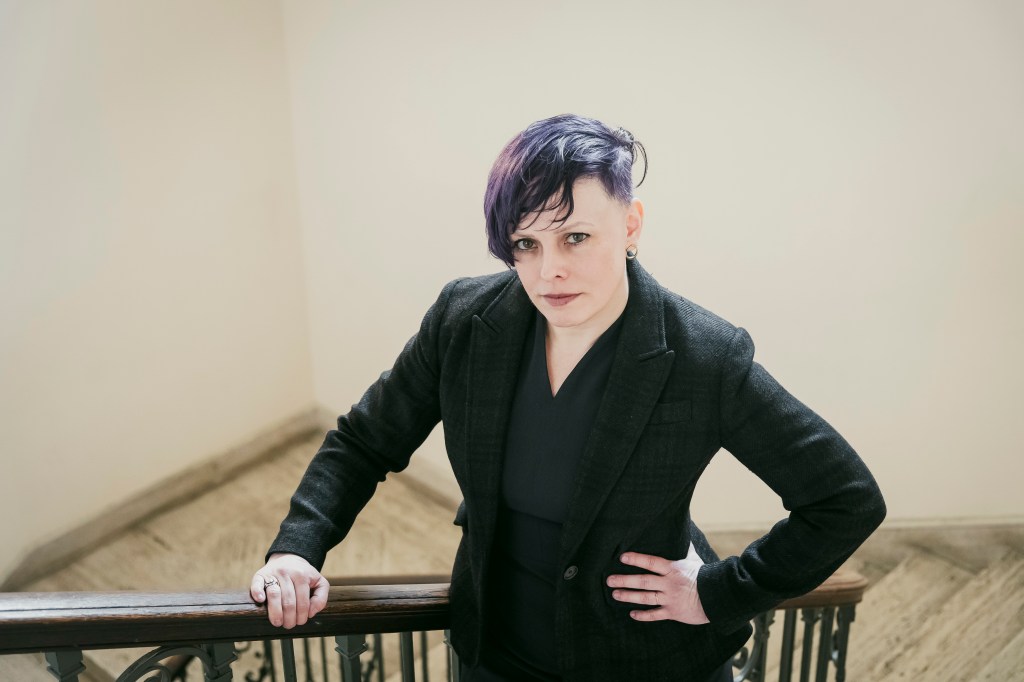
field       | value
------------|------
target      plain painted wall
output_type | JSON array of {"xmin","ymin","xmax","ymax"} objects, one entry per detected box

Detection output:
[
  {"xmin": 3, "ymin": 1, "xmax": 1021, "ymax": 589},
  {"xmin": 0, "ymin": 1, "xmax": 313, "ymax": 582},
  {"xmin": 280, "ymin": 0, "xmax": 1024, "ymax": 527}
]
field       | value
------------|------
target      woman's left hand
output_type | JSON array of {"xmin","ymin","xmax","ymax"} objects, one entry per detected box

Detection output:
[{"xmin": 606, "ymin": 542, "xmax": 710, "ymax": 624}]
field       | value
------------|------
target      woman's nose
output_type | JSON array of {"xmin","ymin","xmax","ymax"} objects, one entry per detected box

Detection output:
[{"xmin": 539, "ymin": 248, "xmax": 568, "ymax": 280}]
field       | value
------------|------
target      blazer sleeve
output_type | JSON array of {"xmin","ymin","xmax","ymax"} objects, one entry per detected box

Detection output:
[
  {"xmin": 696, "ymin": 327, "xmax": 886, "ymax": 634},
  {"xmin": 265, "ymin": 278, "xmax": 462, "ymax": 571}
]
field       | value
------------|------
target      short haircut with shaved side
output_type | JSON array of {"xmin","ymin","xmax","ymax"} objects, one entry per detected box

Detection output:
[{"xmin": 483, "ymin": 113, "xmax": 647, "ymax": 267}]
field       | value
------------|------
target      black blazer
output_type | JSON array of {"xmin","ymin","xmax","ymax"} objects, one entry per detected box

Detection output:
[{"xmin": 268, "ymin": 259, "xmax": 886, "ymax": 681}]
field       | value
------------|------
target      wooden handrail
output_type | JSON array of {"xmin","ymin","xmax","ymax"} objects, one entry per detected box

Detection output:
[
  {"xmin": 326, "ymin": 573, "xmax": 451, "ymax": 586},
  {"xmin": 0, "ymin": 569, "xmax": 867, "ymax": 656},
  {"xmin": 0, "ymin": 583, "xmax": 449, "ymax": 656},
  {"xmin": 328, "ymin": 569, "xmax": 870, "ymax": 609},
  {"xmin": 776, "ymin": 569, "xmax": 869, "ymax": 609}
]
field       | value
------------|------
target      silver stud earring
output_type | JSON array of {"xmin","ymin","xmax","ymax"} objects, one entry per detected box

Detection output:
[{"xmin": 625, "ymin": 245, "xmax": 638, "ymax": 260}]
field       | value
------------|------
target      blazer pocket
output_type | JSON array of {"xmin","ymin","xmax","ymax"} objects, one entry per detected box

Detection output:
[{"xmin": 648, "ymin": 400, "xmax": 692, "ymax": 425}]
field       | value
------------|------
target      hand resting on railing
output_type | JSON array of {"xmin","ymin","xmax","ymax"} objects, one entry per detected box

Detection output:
[{"xmin": 250, "ymin": 552, "xmax": 330, "ymax": 629}]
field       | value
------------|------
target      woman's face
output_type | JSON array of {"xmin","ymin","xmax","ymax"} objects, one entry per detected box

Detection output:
[{"xmin": 511, "ymin": 176, "xmax": 644, "ymax": 336}]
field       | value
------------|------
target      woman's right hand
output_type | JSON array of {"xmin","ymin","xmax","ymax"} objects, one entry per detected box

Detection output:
[{"xmin": 250, "ymin": 552, "xmax": 330, "ymax": 629}]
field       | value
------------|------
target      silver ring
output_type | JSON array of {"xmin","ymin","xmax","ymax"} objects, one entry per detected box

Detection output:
[{"xmin": 263, "ymin": 576, "xmax": 279, "ymax": 589}]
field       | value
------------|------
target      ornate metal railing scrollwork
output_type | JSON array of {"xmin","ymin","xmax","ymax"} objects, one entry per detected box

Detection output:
[
  {"xmin": 242, "ymin": 640, "xmax": 274, "ymax": 682},
  {"xmin": 731, "ymin": 610, "xmax": 774, "ymax": 682},
  {"xmin": 115, "ymin": 643, "xmax": 236, "ymax": 682}
]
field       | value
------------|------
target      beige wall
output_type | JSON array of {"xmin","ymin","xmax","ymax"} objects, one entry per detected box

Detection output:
[
  {"xmin": 0, "ymin": 1, "xmax": 313, "ymax": 581},
  {"xmin": 280, "ymin": 0, "xmax": 1024, "ymax": 527},
  {"xmin": 2, "ymin": 1, "xmax": 1021, "ymax": 586}
]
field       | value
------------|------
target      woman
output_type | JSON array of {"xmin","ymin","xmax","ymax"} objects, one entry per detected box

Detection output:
[{"xmin": 249, "ymin": 114, "xmax": 886, "ymax": 681}]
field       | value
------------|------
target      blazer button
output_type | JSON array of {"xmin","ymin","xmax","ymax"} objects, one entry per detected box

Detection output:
[{"xmin": 563, "ymin": 565, "xmax": 579, "ymax": 580}]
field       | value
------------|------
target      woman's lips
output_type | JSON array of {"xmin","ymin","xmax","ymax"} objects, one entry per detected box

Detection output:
[{"xmin": 542, "ymin": 293, "xmax": 580, "ymax": 307}]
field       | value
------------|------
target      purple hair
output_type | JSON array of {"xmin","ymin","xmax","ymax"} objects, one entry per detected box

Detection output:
[{"xmin": 483, "ymin": 113, "xmax": 648, "ymax": 267}]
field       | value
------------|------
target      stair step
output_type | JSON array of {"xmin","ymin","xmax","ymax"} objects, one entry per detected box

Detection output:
[
  {"xmin": 843, "ymin": 550, "xmax": 975, "ymax": 680},
  {"xmin": 971, "ymin": 626, "xmax": 1024, "ymax": 681},
  {"xmin": 756, "ymin": 552, "xmax": 972, "ymax": 680},
  {"xmin": 875, "ymin": 553, "xmax": 1024, "ymax": 682}
]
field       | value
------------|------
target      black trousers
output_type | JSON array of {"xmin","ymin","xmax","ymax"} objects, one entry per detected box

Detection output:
[{"xmin": 461, "ymin": 660, "xmax": 733, "ymax": 682}]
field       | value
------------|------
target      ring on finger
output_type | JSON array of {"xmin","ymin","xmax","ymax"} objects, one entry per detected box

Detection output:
[{"xmin": 263, "ymin": 576, "xmax": 280, "ymax": 589}]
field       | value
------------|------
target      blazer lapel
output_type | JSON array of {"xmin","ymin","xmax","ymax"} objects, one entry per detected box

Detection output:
[
  {"xmin": 464, "ymin": 273, "xmax": 533, "ymax": 571},
  {"xmin": 559, "ymin": 259, "xmax": 675, "ymax": 564}
]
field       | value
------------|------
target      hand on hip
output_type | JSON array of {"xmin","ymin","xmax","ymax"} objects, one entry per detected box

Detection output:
[{"xmin": 606, "ymin": 542, "xmax": 710, "ymax": 624}]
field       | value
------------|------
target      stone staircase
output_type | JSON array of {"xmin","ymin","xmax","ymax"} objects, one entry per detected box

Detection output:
[
  {"xmin": 1, "ymin": 432, "xmax": 1021, "ymax": 681},
  {"xmin": 858, "ymin": 552, "xmax": 1024, "ymax": 681},
  {"xmin": 679, "ymin": 523, "xmax": 1024, "ymax": 682}
]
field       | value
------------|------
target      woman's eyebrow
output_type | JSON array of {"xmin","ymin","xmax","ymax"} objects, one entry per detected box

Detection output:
[{"xmin": 511, "ymin": 220, "xmax": 593, "ymax": 238}]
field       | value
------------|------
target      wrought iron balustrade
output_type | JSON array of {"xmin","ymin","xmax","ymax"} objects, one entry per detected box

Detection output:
[{"xmin": 0, "ymin": 570, "xmax": 868, "ymax": 682}]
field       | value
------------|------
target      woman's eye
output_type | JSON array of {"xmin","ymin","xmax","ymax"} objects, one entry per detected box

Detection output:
[
  {"xmin": 566, "ymin": 233, "xmax": 589, "ymax": 245},
  {"xmin": 512, "ymin": 238, "xmax": 536, "ymax": 251}
]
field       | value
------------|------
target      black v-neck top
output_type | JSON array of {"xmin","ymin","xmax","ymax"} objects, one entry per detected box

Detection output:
[{"xmin": 482, "ymin": 309, "xmax": 624, "ymax": 680}]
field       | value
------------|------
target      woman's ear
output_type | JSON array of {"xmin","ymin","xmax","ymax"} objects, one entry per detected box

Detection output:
[{"xmin": 626, "ymin": 197, "xmax": 644, "ymax": 245}]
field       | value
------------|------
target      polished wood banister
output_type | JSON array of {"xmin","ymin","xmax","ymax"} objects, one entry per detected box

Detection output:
[
  {"xmin": 0, "ymin": 583, "xmax": 449, "ymax": 655},
  {"xmin": 329, "ymin": 569, "xmax": 870, "ymax": 609},
  {"xmin": 776, "ymin": 569, "xmax": 869, "ymax": 609},
  {"xmin": 0, "ymin": 569, "xmax": 868, "ymax": 657},
  {"xmin": 326, "ymin": 573, "xmax": 451, "ymax": 586}
]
